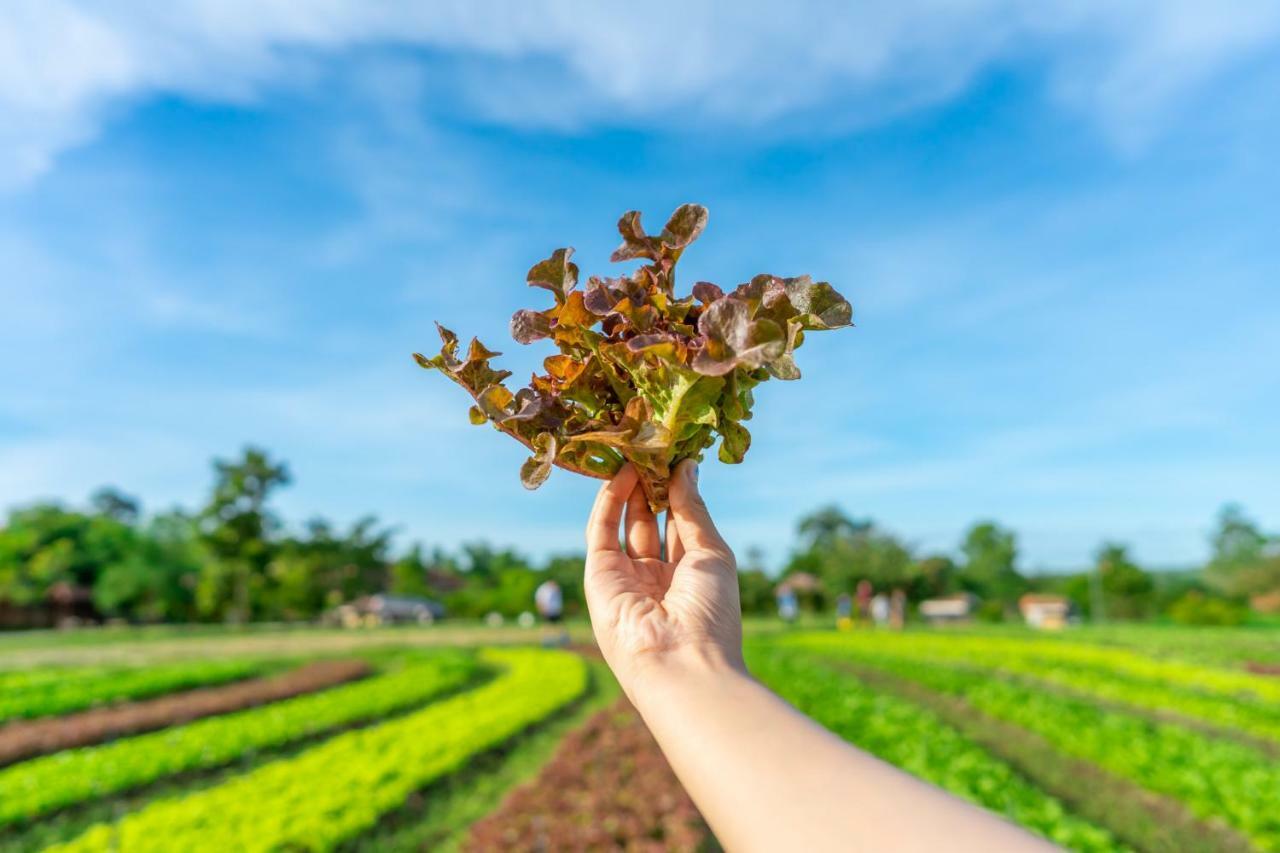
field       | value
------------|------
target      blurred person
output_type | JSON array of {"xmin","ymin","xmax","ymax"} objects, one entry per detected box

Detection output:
[
  {"xmin": 890, "ymin": 588, "xmax": 907, "ymax": 630},
  {"xmin": 835, "ymin": 592, "xmax": 853, "ymax": 631},
  {"xmin": 534, "ymin": 578, "xmax": 567, "ymax": 647},
  {"xmin": 583, "ymin": 462, "xmax": 1052, "ymax": 852},
  {"xmin": 871, "ymin": 592, "xmax": 890, "ymax": 627},
  {"xmin": 776, "ymin": 587, "xmax": 799, "ymax": 624},
  {"xmin": 534, "ymin": 578, "xmax": 564, "ymax": 623},
  {"xmin": 855, "ymin": 579, "xmax": 873, "ymax": 625}
]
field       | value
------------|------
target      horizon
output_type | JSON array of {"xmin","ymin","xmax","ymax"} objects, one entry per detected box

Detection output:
[{"xmin": 3, "ymin": 3, "xmax": 1279, "ymax": 572}]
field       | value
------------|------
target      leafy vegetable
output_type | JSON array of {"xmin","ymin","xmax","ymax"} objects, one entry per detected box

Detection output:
[{"xmin": 414, "ymin": 204, "xmax": 852, "ymax": 510}]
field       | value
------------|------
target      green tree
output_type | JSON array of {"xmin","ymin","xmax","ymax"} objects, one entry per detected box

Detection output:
[
  {"xmin": 786, "ymin": 507, "xmax": 914, "ymax": 602},
  {"xmin": 1205, "ymin": 504, "xmax": 1279, "ymax": 597},
  {"xmin": 542, "ymin": 553, "xmax": 587, "ymax": 616},
  {"xmin": 1095, "ymin": 542, "xmax": 1154, "ymax": 620},
  {"xmin": 389, "ymin": 544, "xmax": 432, "ymax": 599},
  {"xmin": 911, "ymin": 554, "xmax": 957, "ymax": 600},
  {"xmin": 197, "ymin": 447, "xmax": 291, "ymax": 622},
  {"xmin": 93, "ymin": 511, "xmax": 205, "ymax": 622},
  {"xmin": 738, "ymin": 547, "xmax": 776, "ymax": 615},
  {"xmin": 958, "ymin": 521, "xmax": 1025, "ymax": 608},
  {"xmin": 268, "ymin": 517, "xmax": 393, "ymax": 619}
]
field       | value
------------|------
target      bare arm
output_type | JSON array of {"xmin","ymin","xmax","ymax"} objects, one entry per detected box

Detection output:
[{"xmin": 584, "ymin": 462, "xmax": 1056, "ymax": 853}]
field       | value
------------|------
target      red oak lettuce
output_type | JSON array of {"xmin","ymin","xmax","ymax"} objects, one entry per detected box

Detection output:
[{"xmin": 414, "ymin": 204, "xmax": 852, "ymax": 511}]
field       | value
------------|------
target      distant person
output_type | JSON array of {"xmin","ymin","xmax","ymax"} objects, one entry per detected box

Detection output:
[
  {"xmin": 582, "ymin": 462, "xmax": 1052, "ymax": 851},
  {"xmin": 776, "ymin": 588, "xmax": 799, "ymax": 624},
  {"xmin": 890, "ymin": 588, "xmax": 907, "ymax": 630},
  {"xmin": 534, "ymin": 579, "xmax": 564, "ymax": 623},
  {"xmin": 871, "ymin": 593, "xmax": 890, "ymax": 627},
  {"xmin": 855, "ymin": 579, "xmax": 873, "ymax": 625},
  {"xmin": 835, "ymin": 593, "xmax": 853, "ymax": 631},
  {"xmin": 535, "ymin": 578, "xmax": 568, "ymax": 648}
]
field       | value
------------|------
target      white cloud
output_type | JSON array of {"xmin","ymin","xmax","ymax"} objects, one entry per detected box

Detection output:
[{"xmin": 2, "ymin": 0, "xmax": 1279, "ymax": 185}]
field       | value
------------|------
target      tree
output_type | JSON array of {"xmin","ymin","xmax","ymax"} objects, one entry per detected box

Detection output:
[
  {"xmin": 958, "ymin": 521, "xmax": 1025, "ymax": 607},
  {"xmin": 197, "ymin": 447, "xmax": 291, "ymax": 622},
  {"xmin": 268, "ymin": 517, "xmax": 393, "ymax": 619},
  {"xmin": 797, "ymin": 506, "xmax": 871, "ymax": 552},
  {"xmin": 91, "ymin": 488, "xmax": 141, "ymax": 525},
  {"xmin": 786, "ymin": 508, "xmax": 914, "ymax": 602},
  {"xmin": 1205, "ymin": 504, "xmax": 1278, "ymax": 597},
  {"xmin": 738, "ymin": 547, "xmax": 776, "ymax": 615},
  {"xmin": 93, "ymin": 511, "xmax": 205, "ymax": 622},
  {"xmin": 911, "ymin": 555, "xmax": 957, "ymax": 600},
  {"xmin": 1094, "ymin": 542, "xmax": 1154, "ymax": 620},
  {"xmin": 389, "ymin": 544, "xmax": 432, "ymax": 599}
]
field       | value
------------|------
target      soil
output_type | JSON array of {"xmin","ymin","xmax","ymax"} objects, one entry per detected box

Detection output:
[
  {"xmin": 463, "ymin": 697, "xmax": 709, "ymax": 852},
  {"xmin": 0, "ymin": 658, "xmax": 370, "ymax": 767}
]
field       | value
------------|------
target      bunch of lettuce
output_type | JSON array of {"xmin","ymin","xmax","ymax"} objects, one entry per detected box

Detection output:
[{"xmin": 415, "ymin": 204, "xmax": 852, "ymax": 511}]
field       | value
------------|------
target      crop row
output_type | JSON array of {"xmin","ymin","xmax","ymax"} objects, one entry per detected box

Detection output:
[
  {"xmin": 790, "ymin": 640, "xmax": 1280, "ymax": 850},
  {"xmin": 0, "ymin": 650, "xmax": 477, "ymax": 825},
  {"xmin": 745, "ymin": 644, "xmax": 1122, "ymax": 852},
  {"xmin": 789, "ymin": 632, "xmax": 1280, "ymax": 746},
  {"xmin": 803, "ymin": 631, "xmax": 1280, "ymax": 703},
  {"xmin": 51, "ymin": 647, "xmax": 588, "ymax": 853},
  {"xmin": 0, "ymin": 658, "xmax": 275, "ymax": 723}
]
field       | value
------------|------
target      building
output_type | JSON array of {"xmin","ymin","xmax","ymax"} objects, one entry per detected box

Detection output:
[
  {"xmin": 1019, "ymin": 594, "xmax": 1072, "ymax": 630},
  {"xmin": 918, "ymin": 593, "xmax": 978, "ymax": 625}
]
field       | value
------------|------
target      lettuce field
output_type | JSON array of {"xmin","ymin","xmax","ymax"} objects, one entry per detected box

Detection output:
[{"xmin": 0, "ymin": 624, "xmax": 1276, "ymax": 852}]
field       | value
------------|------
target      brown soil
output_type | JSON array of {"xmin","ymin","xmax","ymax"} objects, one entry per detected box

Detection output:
[
  {"xmin": 464, "ymin": 698, "xmax": 708, "ymax": 852},
  {"xmin": 0, "ymin": 658, "xmax": 370, "ymax": 767},
  {"xmin": 1245, "ymin": 662, "xmax": 1280, "ymax": 676},
  {"xmin": 833, "ymin": 660, "xmax": 1254, "ymax": 853}
]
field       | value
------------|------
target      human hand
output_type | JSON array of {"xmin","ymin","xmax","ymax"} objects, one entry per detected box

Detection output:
[{"xmin": 583, "ymin": 460, "xmax": 745, "ymax": 698}]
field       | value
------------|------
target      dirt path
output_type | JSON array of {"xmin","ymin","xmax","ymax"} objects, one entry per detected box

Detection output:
[
  {"xmin": 0, "ymin": 658, "xmax": 369, "ymax": 766},
  {"xmin": 463, "ymin": 697, "xmax": 709, "ymax": 852}
]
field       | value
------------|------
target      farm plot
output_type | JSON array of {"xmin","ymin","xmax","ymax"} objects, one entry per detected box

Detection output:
[
  {"xmin": 3, "ymin": 624, "xmax": 1278, "ymax": 853},
  {"xmin": 0, "ymin": 650, "xmax": 477, "ymax": 826},
  {"xmin": 0, "ymin": 658, "xmax": 276, "ymax": 723},
  {"xmin": 783, "ymin": 632, "xmax": 1280, "ymax": 851},
  {"xmin": 51, "ymin": 648, "xmax": 587, "ymax": 852}
]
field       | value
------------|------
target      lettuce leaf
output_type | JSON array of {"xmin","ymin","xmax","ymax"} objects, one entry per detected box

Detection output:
[{"xmin": 414, "ymin": 204, "xmax": 852, "ymax": 511}]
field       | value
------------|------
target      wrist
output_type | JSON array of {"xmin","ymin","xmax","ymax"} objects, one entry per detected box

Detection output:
[{"xmin": 622, "ymin": 643, "xmax": 749, "ymax": 709}]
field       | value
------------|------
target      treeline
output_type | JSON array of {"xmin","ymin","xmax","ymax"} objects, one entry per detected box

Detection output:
[
  {"xmin": 761, "ymin": 503, "xmax": 1280, "ymax": 625},
  {"xmin": 1, "ymin": 447, "xmax": 1277, "ymax": 628},
  {"xmin": 0, "ymin": 448, "xmax": 589, "ymax": 628}
]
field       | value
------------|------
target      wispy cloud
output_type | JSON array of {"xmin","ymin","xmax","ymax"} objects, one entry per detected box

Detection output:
[{"xmin": 3, "ymin": 1, "xmax": 1279, "ymax": 185}]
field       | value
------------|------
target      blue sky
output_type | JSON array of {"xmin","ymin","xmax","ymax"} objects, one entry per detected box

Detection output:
[{"xmin": 2, "ymin": 3, "xmax": 1279, "ymax": 572}]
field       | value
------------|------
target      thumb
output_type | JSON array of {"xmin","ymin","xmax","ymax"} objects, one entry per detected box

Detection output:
[{"xmin": 668, "ymin": 459, "xmax": 731, "ymax": 559}]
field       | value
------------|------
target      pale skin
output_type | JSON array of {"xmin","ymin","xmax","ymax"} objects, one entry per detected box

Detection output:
[{"xmin": 584, "ymin": 460, "xmax": 1058, "ymax": 853}]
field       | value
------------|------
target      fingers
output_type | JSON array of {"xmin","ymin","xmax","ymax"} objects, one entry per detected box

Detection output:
[
  {"xmin": 664, "ymin": 512, "xmax": 684, "ymax": 564},
  {"xmin": 625, "ymin": 485, "xmax": 662, "ymax": 560},
  {"xmin": 668, "ymin": 459, "xmax": 732, "ymax": 559},
  {"xmin": 586, "ymin": 464, "xmax": 639, "ymax": 553}
]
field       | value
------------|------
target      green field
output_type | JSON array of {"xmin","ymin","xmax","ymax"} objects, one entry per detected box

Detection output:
[{"xmin": 1, "ymin": 622, "xmax": 1276, "ymax": 851}]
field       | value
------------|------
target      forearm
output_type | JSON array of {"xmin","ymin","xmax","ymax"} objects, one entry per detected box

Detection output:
[{"xmin": 629, "ymin": 654, "xmax": 1056, "ymax": 853}]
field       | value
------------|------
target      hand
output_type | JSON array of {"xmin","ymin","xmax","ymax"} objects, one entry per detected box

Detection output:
[{"xmin": 583, "ymin": 460, "xmax": 745, "ymax": 697}]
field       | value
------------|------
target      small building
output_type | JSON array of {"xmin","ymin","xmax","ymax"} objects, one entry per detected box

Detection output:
[
  {"xmin": 919, "ymin": 593, "xmax": 978, "ymax": 625},
  {"xmin": 328, "ymin": 594, "xmax": 444, "ymax": 628},
  {"xmin": 1019, "ymin": 594, "xmax": 1071, "ymax": 630}
]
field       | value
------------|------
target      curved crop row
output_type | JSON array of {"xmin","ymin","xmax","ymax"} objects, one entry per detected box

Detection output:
[
  {"xmin": 789, "ymin": 633, "xmax": 1280, "ymax": 746},
  {"xmin": 0, "ymin": 650, "xmax": 476, "ymax": 825},
  {"xmin": 0, "ymin": 658, "xmax": 274, "ymax": 723},
  {"xmin": 746, "ymin": 644, "xmax": 1122, "ymax": 852},
  {"xmin": 840, "ymin": 631, "xmax": 1280, "ymax": 703},
  {"xmin": 51, "ymin": 648, "xmax": 588, "ymax": 853},
  {"xmin": 792, "ymin": 640, "xmax": 1280, "ymax": 850}
]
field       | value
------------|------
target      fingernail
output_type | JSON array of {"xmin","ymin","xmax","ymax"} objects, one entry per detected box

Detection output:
[{"xmin": 691, "ymin": 463, "xmax": 699, "ymax": 483}]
